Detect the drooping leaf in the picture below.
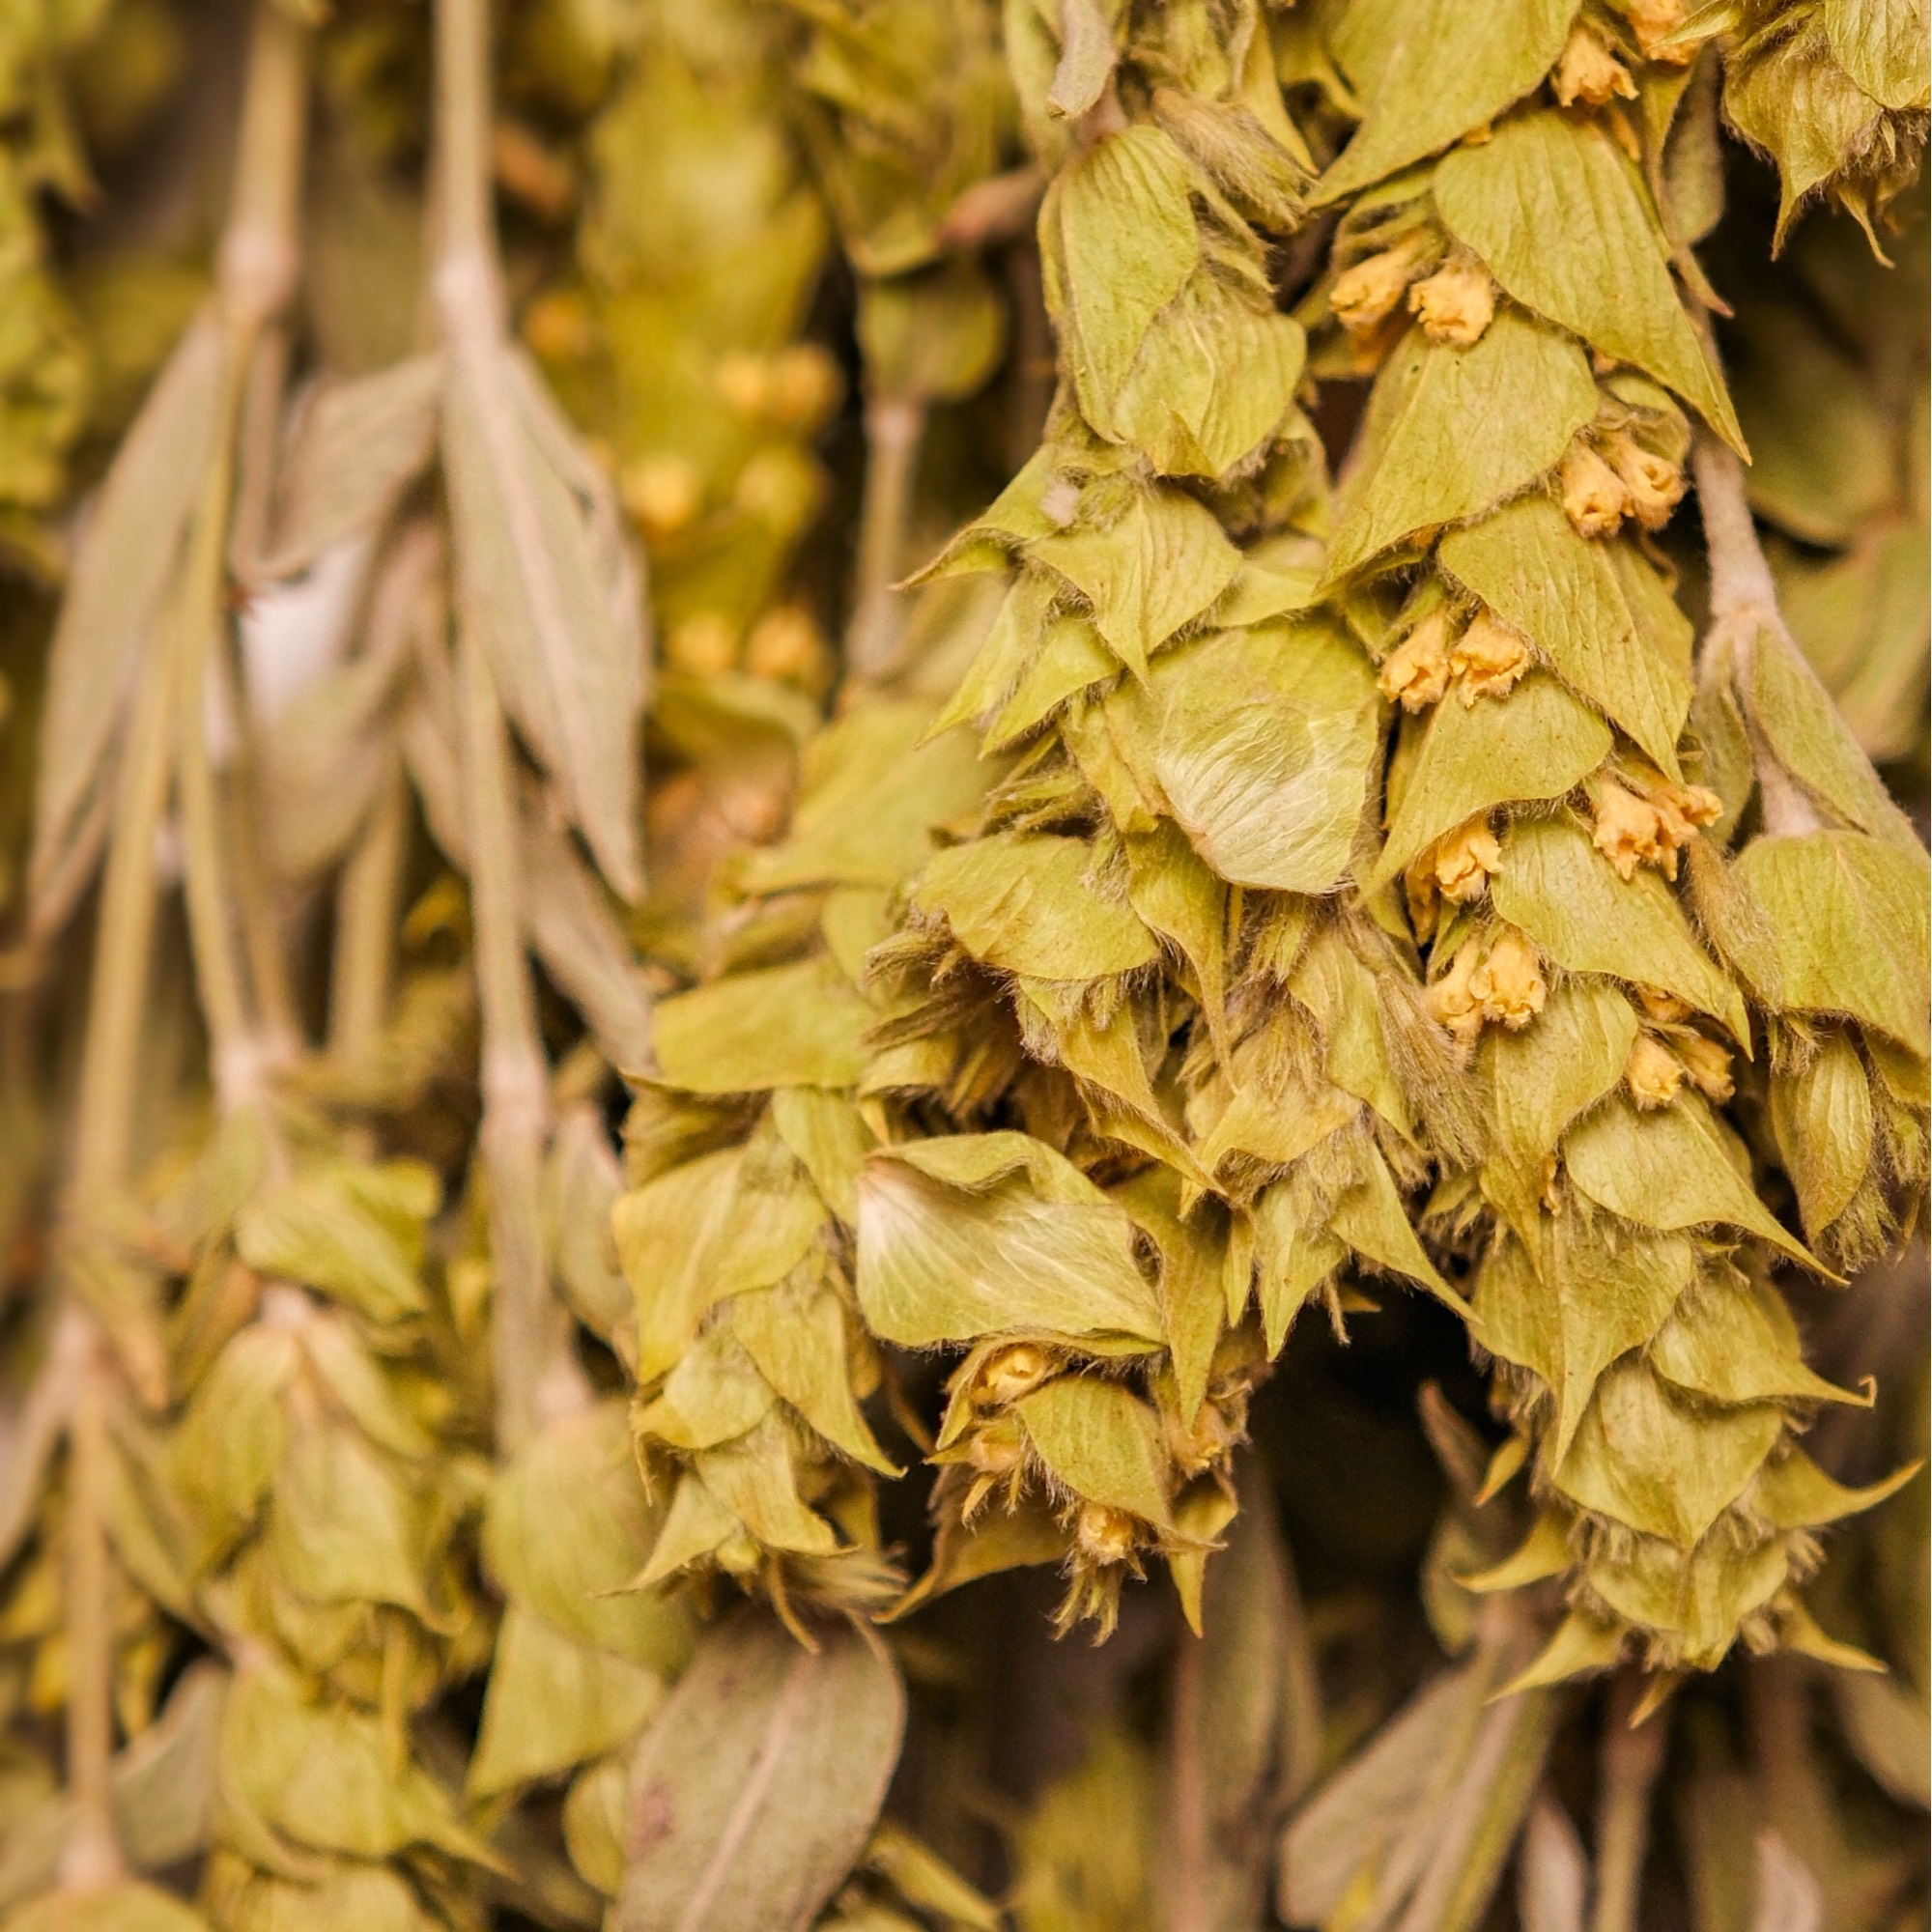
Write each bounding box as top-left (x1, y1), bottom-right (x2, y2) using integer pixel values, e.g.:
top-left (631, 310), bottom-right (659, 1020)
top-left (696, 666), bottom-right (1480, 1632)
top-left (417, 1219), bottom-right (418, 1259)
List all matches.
top-left (442, 344), bottom-right (647, 898)
top-left (261, 355), bottom-right (443, 576)
top-left (1140, 616), bottom-right (1381, 893)
top-left (1372, 669), bottom-right (1611, 889)
top-left (1438, 497), bottom-right (1692, 780)
top-left (1433, 110), bottom-right (1744, 449)
top-left (855, 1135), bottom-right (1165, 1347)
top-left (1326, 308), bottom-right (1598, 583)
top-left (1563, 1094), bottom-right (1818, 1269)
top-left (1317, 0), bottom-right (1579, 202)
top-left (27, 315), bottom-right (226, 924)
top-left (1491, 815), bottom-right (1747, 1042)
top-left (616, 1611), bottom-right (905, 1932)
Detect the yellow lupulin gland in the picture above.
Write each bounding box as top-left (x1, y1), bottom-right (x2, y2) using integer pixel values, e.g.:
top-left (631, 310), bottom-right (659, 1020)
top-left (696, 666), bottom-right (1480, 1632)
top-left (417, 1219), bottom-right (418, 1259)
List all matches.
top-left (1449, 611), bottom-right (1531, 702)
top-left (1635, 986), bottom-right (1694, 1025)
top-left (1625, 1033), bottom-right (1685, 1109)
top-left (973, 1341), bottom-right (1055, 1408)
top-left (521, 288), bottom-right (595, 361)
top-left (767, 345), bottom-right (843, 428)
top-left (1470, 928), bottom-right (1547, 1030)
top-left (1554, 25), bottom-right (1637, 105)
top-left (1331, 242), bottom-right (1427, 334)
top-left (960, 1425), bottom-right (1027, 1520)
top-left (1424, 938), bottom-right (1485, 1048)
top-left (1074, 1501), bottom-right (1140, 1567)
top-left (1675, 1033), bottom-right (1735, 1102)
top-left (1407, 257), bottom-right (1496, 347)
top-left (1592, 781), bottom-right (1664, 880)
top-left (1165, 1401), bottom-right (1235, 1478)
top-left (1561, 442), bottom-right (1630, 536)
top-left (621, 451), bottom-right (704, 536)
top-left (1378, 611), bottom-right (1455, 711)
top-left (1648, 780), bottom-right (1723, 856)
top-left (1620, 0), bottom-right (1697, 63)
top-left (1605, 436), bottom-right (1686, 529)
top-left (714, 350), bottom-right (773, 415)
top-left (1431, 818), bottom-right (1502, 903)
top-left (745, 607), bottom-right (824, 682)
top-left (665, 611), bottom-right (739, 676)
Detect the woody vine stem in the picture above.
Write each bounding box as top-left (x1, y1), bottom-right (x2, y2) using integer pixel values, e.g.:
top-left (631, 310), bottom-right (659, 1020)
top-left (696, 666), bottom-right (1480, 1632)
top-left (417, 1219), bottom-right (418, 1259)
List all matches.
top-left (1690, 430), bottom-right (1822, 838)
top-left (435, 0), bottom-right (582, 1455)
top-left (55, 0), bottom-right (309, 1889)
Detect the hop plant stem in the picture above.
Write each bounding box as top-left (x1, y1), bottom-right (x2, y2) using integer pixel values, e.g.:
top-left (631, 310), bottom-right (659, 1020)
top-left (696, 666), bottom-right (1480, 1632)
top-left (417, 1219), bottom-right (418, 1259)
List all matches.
top-left (53, 1312), bottom-right (118, 1890)
top-left (458, 618), bottom-right (568, 1455)
top-left (328, 526), bottom-right (441, 1062)
top-left (1590, 1673), bottom-right (1667, 1932)
top-left (54, 603), bottom-right (178, 1891)
top-left (433, 0), bottom-right (587, 1452)
top-left (845, 393), bottom-right (926, 682)
top-left (52, 2), bottom-right (310, 1887)
top-left (1691, 430), bottom-right (1822, 837)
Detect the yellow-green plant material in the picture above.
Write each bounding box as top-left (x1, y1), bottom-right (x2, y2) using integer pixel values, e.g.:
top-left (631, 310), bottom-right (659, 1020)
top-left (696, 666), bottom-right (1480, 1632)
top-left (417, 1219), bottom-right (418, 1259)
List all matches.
top-left (0, 2), bottom-right (1927, 1930)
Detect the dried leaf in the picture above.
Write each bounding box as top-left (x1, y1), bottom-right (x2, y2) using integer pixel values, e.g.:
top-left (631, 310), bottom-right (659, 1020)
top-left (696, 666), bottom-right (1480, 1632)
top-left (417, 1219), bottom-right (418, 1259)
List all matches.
top-left (913, 833), bottom-right (1158, 980)
top-left (1433, 111), bottom-right (1743, 449)
top-left (1326, 308), bottom-right (1598, 583)
top-left (1554, 1358), bottom-right (1783, 1546)
top-left (855, 1134), bottom-right (1165, 1346)
top-left (1030, 487), bottom-right (1242, 677)
top-left (1563, 1093), bottom-right (1818, 1269)
top-left (652, 957), bottom-right (874, 1092)
top-left (1142, 616), bottom-right (1381, 894)
top-left (1318, 0), bottom-right (1579, 202)
top-left (1372, 669), bottom-right (1611, 890)
top-left (1015, 1375), bottom-right (1173, 1527)
top-left (442, 344), bottom-right (646, 898)
top-left (616, 1611), bottom-right (904, 1932)
top-left (1491, 815), bottom-right (1747, 1042)
top-left (1438, 497), bottom-right (1692, 780)
top-left (261, 355), bottom-right (442, 577)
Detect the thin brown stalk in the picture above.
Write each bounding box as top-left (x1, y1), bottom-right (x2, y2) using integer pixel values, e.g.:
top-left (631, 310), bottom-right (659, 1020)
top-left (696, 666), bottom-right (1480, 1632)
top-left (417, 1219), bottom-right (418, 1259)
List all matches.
top-left (55, 6), bottom-right (310, 1886)
top-left (70, 637), bottom-right (178, 1206)
top-left (175, 412), bottom-right (261, 1115)
top-left (1690, 431), bottom-right (1822, 837)
top-left (457, 621), bottom-right (566, 1455)
top-left (434, 0), bottom-right (497, 291)
top-left (55, 490), bottom-right (182, 1892)
top-left (845, 393), bottom-right (926, 682)
top-left (434, 0), bottom-right (587, 1450)
top-left (329, 770), bottom-right (410, 1063)
top-left (54, 1316), bottom-right (118, 1889)
top-left (1163, 1628), bottom-right (1211, 1932)
top-left (1589, 1672), bottom-right (1668, 1932)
